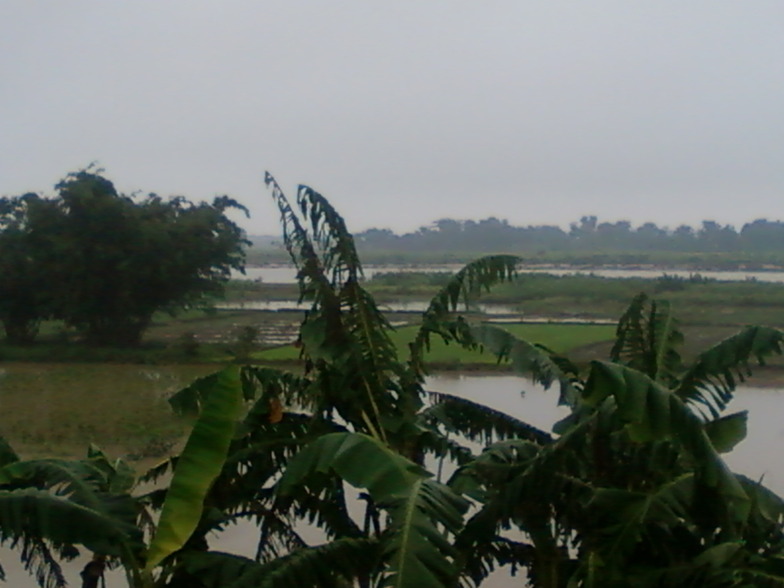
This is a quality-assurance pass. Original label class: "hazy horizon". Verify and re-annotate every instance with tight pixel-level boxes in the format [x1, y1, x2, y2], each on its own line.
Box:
[3, 2, 783, 235]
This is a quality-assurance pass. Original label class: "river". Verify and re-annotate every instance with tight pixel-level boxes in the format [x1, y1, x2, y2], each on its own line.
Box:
[239, 264, 784, 285]
[2, 372, 782, 586]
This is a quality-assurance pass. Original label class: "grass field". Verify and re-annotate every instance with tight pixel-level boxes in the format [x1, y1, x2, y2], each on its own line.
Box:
[257, 322, 618, 365]
[0, 363, 216, 460]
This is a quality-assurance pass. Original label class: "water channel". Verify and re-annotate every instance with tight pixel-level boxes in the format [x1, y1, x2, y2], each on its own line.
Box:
[1, 368, 782, 586]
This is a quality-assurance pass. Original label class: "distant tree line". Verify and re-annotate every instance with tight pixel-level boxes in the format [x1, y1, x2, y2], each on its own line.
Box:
[0, 168, 249, 346]
[355, 215, 784, 254]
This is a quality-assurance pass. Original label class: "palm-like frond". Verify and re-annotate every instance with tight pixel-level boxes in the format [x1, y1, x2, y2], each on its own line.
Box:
[179, 538, 379, 588]
[410, 255, 520, 373]
[0, 453, 142, 583]
[449, 433, 586, 585]
[295, 184, 363, 286]
[265, 175, 407, 441]
[675, 325, 784, 418]
[278, 432, 468, 588]
[0, 459, 117, 510]
[0, 488, 139, 560]
[610, 293, 684, 385]
[10, 534, 78, 588]
[264, 173, 337, 302]
[584, 361, 750, 527]
[421, 391, 552, 446]
[468, 324, 581, 406]
[586, 473, 695, 565]
[455, 536, 534, 588]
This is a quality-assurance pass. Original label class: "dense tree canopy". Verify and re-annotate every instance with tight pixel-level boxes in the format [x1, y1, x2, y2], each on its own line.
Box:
[0, 169, 249, 345]
[354, 215, 784, 255]
[0, 193, 58, 343]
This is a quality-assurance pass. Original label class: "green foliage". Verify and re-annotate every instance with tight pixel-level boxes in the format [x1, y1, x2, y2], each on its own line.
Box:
[279, 432, 469, 588]
[0, 193, 59, 344]
[145, 367, 244, 574]
[3, 177, 784, 588]
[0, 168, 249, 346]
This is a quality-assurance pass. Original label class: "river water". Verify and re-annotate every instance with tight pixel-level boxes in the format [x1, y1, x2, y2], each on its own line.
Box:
[239, 265, 784, 285]
[218, 299, 522, 315]
[2, 373, 783, 586]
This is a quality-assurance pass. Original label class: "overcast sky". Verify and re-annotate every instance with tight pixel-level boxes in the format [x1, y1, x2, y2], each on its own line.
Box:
[2, 1, 783, 235]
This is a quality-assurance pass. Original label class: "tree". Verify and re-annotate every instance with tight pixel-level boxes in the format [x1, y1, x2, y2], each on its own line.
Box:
[0, 169, 249, 345]
[0, 194, 60, 343]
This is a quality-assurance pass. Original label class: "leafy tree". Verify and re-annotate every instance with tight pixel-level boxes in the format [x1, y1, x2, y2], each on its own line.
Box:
[0, 194, 60, 343]
[0, 169, 249, 345]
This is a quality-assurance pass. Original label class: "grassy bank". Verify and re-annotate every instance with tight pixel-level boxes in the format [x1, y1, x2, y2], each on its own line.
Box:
[245, 247, 784, 270]
[256, 322, 616, 364]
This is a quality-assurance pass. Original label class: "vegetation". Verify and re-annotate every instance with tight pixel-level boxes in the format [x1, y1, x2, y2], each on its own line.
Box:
[2, 178, 784, 587]
[353, 215, 784, 257]
[259, 322, 617, 366]
[0, 168, 248, 346]
[247, 214, 784, 267]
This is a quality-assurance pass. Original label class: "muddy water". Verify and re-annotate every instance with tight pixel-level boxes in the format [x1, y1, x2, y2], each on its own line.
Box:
[2, 373, 783, 586]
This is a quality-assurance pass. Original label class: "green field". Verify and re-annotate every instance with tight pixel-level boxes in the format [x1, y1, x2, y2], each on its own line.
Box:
[0, 363, 215, 460]
[257, 322, 617, 366]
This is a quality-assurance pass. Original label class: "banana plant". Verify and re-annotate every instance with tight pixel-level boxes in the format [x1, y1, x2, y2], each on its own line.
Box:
[445, 293, 784, 586]
[174, 178, 784, 587]
[0, 366, 245, 588]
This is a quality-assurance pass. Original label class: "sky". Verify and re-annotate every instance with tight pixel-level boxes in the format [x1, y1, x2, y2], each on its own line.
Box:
[2, 1, 783, 236]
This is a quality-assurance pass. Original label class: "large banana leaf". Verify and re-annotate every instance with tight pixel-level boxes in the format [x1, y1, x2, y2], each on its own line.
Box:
[0, 455, 142, 587]
[179, 537, 378, 588]
[610, 293, 684, 385]
[468, 323, 581, 406]
[704, 411, 748, 454]
[265, 175, 405, 440]
[0, 487, 140, 564]
[675, 325, 784, 417]
[586, 473, 695, 564]
[421, 391, 552, 446]
[278, 432, 468, 588]
[584, 361, 750, 524]
[410, 255, 520, 371]
[145, 366, 244, 572]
